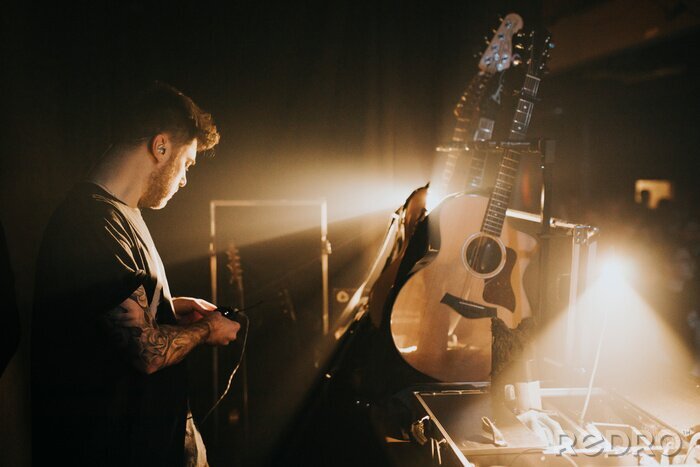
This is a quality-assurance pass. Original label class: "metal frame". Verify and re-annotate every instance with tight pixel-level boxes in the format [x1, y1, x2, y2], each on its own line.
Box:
[208, 199, 330, 335]
[207, 198, 330, 440]
[549, 221, 599, 368]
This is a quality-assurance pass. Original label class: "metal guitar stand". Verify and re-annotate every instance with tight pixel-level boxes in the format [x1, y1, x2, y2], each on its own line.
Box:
[207, 199, 330, 450]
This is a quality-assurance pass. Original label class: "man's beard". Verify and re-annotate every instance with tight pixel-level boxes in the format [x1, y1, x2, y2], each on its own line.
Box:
[139, 155, 180, 209]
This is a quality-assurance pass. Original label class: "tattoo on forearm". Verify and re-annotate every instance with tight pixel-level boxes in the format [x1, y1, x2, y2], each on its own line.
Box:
[103, 285, 211, 373]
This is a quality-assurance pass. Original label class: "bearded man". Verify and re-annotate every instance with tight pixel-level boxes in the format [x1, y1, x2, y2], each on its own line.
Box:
[31, 82, 239, 466]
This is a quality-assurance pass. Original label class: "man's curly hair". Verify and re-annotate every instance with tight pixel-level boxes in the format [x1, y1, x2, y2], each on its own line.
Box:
[114, 81, 220, 153]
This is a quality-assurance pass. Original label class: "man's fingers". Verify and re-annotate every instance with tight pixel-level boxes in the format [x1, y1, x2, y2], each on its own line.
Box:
[194, 298, 218, 312]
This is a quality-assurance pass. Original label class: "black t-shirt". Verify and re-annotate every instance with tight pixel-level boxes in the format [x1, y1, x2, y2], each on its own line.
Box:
[31, 182, 188, 466]
[0, 222, 20, 376]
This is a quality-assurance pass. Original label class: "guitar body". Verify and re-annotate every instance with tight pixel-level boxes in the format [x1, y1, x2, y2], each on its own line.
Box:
[390, 193, 537, 382]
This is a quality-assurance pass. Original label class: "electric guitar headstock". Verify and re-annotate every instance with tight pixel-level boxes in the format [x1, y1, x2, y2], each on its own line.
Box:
[524, 29, 554, 80]
[507, 28, 554, 140]
[454, 13, 524, 119]
[479, 13, 524, 74]
[225, 241, 243, 294]
[278, 287, 297, 322]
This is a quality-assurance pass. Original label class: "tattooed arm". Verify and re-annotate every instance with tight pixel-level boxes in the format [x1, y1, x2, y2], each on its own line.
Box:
[102, 285, 240, 374]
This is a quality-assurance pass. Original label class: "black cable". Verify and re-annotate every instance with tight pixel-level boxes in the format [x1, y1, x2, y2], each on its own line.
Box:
[201, 311, 250, 424]
[186, 303, 259, 423]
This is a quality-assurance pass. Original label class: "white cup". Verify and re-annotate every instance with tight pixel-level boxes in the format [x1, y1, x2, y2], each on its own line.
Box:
[504, 380, 542, 412]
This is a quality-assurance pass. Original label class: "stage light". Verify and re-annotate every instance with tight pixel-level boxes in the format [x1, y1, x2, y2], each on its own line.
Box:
[598, 254, 632, 286]
[425, 188, 442, 213]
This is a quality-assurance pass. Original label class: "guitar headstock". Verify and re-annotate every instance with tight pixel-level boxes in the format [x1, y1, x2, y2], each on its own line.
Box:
[225, 242, 243, 287]
[455, 14, 524, 119]
[525, 29, 554, 78]
[479, 13, 524, 74]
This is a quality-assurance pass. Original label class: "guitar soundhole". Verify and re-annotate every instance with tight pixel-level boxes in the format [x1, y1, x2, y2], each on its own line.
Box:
[465, 236, 502, 275]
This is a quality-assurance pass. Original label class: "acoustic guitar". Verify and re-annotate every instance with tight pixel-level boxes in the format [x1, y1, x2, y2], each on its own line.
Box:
[390, 31, 552, 382]
[368, 14, 523, 329]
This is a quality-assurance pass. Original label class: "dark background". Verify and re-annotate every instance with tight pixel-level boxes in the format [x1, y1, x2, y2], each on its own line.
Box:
[2, 0, 699, 465]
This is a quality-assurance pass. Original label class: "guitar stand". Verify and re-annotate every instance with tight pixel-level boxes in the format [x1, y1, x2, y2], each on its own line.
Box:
[436, 138, 550, 155]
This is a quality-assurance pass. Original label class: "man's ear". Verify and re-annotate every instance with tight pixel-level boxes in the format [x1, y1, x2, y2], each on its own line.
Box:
[150, 134, 168, 162]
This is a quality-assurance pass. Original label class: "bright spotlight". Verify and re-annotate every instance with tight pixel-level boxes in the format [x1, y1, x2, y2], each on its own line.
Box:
[425, 188, 441, 213]
[598, 255, 632, 285]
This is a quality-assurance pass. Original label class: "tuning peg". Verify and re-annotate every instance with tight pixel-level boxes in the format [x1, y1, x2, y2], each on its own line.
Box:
[484, 36, 490, 44]
[548, 41, 556, 49]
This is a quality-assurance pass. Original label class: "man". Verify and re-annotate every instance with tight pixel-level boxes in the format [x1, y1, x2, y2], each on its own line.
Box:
[31, 82, 239, 466]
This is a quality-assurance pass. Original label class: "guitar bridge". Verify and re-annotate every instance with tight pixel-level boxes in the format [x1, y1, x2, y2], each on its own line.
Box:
[440, 293, 497, 319]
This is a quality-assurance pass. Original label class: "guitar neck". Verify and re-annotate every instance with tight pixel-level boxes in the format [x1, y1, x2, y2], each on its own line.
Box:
[451, 72, 490, 143]
[452, 73, 495, 190]
[481, 73, 541, 235]
[481, 151, 520, 235]
[439, 72, 491, 193]
[508, 74, 539, 141]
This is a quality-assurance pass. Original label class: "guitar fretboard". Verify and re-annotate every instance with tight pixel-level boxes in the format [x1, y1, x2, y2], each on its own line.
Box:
[452, 73, 490, 142]
[466, 147, 488, 189]
[481, 74, 541, 235]
[440, 73, 491, 193]
[508, 74, 539, 141]
[481, 152, 520, 235]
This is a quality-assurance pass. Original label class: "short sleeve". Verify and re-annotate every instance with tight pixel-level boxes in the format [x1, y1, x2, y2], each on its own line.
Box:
[0, 222, 20, 375]
[35, 196, 148, 318]
[75, 207, 149, 313]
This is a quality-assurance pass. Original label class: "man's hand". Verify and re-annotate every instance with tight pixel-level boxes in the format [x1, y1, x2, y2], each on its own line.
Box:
[172, 297, 240, 344]
[201, 312, 240, 345]
[102, 286, 239, 374]
[173, 296, 217, 324]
